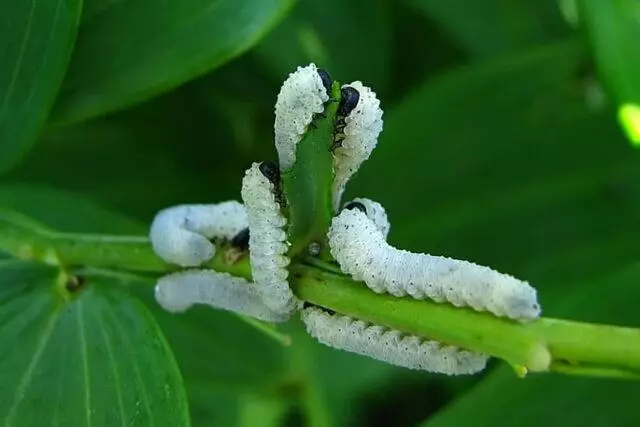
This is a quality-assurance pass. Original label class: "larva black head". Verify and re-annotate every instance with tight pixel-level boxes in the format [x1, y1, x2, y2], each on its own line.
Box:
[344, 201, 367, 214]
[338, 86, 360, 117]
[230, 228, 250, 251]
[316, 68, 333, 95]
[259, 161, 280, 185]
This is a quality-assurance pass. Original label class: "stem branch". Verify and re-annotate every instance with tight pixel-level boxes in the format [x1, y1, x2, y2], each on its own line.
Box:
[2, 211, 639, 378]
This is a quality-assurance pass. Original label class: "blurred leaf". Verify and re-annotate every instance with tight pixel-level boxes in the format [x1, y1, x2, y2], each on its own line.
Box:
[237, 393, 291, 427]
[255, 0, 392, 96]
[578, 0, 640, 146]
[137, 293, 288, 391]
[0, 184, 145, 234]
[349, 40, 640, 290]
[51, 0, 295, 124]
[405, 0, 567, 57]
[8, 87, 249, 221]
[421, 263, 640, 427]
[0, 260, 189, 426]
[387, 2, 469, 102]
[130, 281, 288, 424]
[0, 0, 81, 174]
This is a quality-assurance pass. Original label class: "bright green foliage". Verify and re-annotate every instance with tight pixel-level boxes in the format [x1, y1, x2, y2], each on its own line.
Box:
[0, 261, 189, 427]
[0, 0, 81, 174]
[1, 1, 640, 426]
[51, 0, 295, 124]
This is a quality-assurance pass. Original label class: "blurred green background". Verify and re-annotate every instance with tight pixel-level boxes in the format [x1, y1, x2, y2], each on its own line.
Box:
[1, 0, 640, 425]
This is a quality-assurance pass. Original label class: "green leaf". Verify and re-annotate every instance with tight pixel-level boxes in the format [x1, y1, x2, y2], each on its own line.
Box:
[0, 260, 190, 426]
[0, 0, 81, 174]
[0, 184, 145, 234]
[8, 87, 249, 220]
[349, 40, 640, 290]
[421, 264, 640, 427]
[578, 0, 640, 146]
[256, 0, 392, 95]
[405, 0, 567, 57]
[138, 295, 288, 391]
[129, 280, 289, 419]
[51, 0, 295, 125]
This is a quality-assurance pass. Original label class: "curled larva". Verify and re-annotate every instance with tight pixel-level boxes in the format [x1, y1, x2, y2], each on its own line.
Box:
[332, 81, 384, 210]
[301, 306, 488, 375]
[150, 201, 248, 267]
[275, 63, 332, 171]
[328, 208, 541, 320]
[155, 269, 288, 322]
[343, 198, 390, 239]
[241, 162, 298, 315]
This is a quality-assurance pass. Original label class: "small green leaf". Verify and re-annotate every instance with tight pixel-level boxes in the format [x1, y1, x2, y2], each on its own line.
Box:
[405, 0, 567, 57]
[51, 0, 295, 124]
[0, 260, 190, 426]
[578, 0, 640, 146]
[282, 81, 340, 257]
[0, 0, 81, 174]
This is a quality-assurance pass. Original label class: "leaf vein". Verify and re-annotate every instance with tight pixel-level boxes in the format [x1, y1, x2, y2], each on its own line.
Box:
[98, 306, 127, 426]
[2, 308, 59, 426]
[0, 0, 37, 124]
[77, 298, 93, 427]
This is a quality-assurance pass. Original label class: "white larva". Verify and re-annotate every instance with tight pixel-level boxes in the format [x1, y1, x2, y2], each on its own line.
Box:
[328, 208, 541, 321]
[332, 81, 384, 210]
[241, 162, 298, 315]
[301, 306, 488, 375]
[343, 198, 390, 239]
[155, 269, 288, 322]
[149, 201, 248, 267]
[275, 63, 331, 171]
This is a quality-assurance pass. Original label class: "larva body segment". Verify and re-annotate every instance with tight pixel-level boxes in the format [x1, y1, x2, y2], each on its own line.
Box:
[301, 307, 488, 375]
[328, 209, 541, 320]
[332, 81, 384, 210]
[149, 201, 248, 266]
[241, 162, 298, 315]
[155, 269, 288, 322]
[344, 198, 390, 239]
[275, 63, 331, 171]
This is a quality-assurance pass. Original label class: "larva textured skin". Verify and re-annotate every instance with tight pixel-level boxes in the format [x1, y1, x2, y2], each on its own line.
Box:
[150, 201, 248, 267]
[332, 81, 384, 210]
[328, 209, 541, 320]
[302, 306, 488, 375]
[275, 63, 331, 171]
[344, 198, 390, 239]
[155, 269, 288, 322]
[241, 162, 298, 315]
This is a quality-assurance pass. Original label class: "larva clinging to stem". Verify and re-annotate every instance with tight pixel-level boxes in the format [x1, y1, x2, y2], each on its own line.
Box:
[149, 201, 248, 267]
[302, 306, 488, 375]
[343, 197, 390, 239]
[275, 63, 332, 171]
[241, 161, 298, 316]
[331, 81, 384, 210]
[155, 269, 288, 322]
[328, 207, 541, 321]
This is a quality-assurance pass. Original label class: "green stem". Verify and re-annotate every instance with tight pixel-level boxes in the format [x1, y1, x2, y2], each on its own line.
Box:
[2, 212, 640, 378]
[293, 266, 550, 372]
